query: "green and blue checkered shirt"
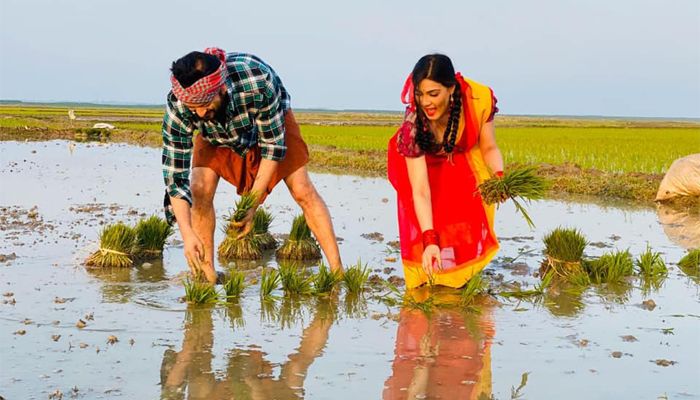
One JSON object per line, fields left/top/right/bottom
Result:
{"left": 162, "top": 52, "right": 291, "bottom": 224}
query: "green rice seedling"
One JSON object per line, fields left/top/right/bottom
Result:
{"left": 678, "top": 249, "right": 700, "bottom": 282}
{"left": 276, "top": 215, "right": 321, "bottom": 261}
{"left": 222, "top": 270, "right": 247, "bottom": 300}
{"left": 586, "top": 250, "right": 634, "bottom": 284}
{"left": 479, "top": 166, "right": 548, "bottom": 229}
{"left": 343, "top": 261, "right": 370, "bottom": 293}
{"left": 278, "top": 262, "right": 313, "bottom": 295}
{"left": 253, "top": 208, "right": 277, "bottom": 250}
{"left": 635, "top": 245, "right": 667, "bottom": 279}
{"left": 183, "top": 278, "right": 219, "bottom": 304}
{"left": 543, "top": 227, "right": 587, "bottom": 277}
{"left": 218, "top": 193, "right": 263, "bottom": 260}
{"left": 134, "top": 215, "right": 173, "bottom": 258}
{"left": 312, "top": 263, "right": 343, "bottom": 294}
{"left": 499, "top": 271, "right": 553, "bottom": 299}
{"left": 259, "top": 268, "right": 280, "bottom": 299}
{"left": 86, "top": 222, "right": 137, "bottom": 268}
{"left": 460, "top": 273, "right": 489, "bottom": 306}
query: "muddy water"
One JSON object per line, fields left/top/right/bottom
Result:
{"left": 1, "top": 141, "right": 698, "bottom": 399}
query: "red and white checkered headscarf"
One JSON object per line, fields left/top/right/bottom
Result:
{"left": 170, "top": 47, "right": 228, "bottom": 104}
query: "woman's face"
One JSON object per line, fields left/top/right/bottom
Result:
{"left": 415, "top": 79, "right": 454, "bottom": 121}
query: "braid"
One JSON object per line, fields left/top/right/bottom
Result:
{"left": 443, "top": 83, "right": 462, "bottom": 153}
{"left": 415, "top": 109, "right": 437, "bottom": 152}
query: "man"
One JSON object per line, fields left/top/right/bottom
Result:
{"left": 162, "top": 47, "right": 342, "bottom": 283}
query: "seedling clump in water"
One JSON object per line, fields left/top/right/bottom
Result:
{"left": 134, "top": 215, "right": 173, "bottom": 259}
{"left": 86, "top": 222, "right": 137, "bottom": 268}
{"left": 276, "top": 215, "right": 321, "bottom": 261}
{"left": 218, "top": 193, "right": 262, "bottom": 260}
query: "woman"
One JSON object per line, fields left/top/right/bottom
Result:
{"left": 387, "top": 54, "right": 504, "bottom": 289}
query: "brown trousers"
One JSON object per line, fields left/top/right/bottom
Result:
{"left": 192, "top": 110, "right": 309, "bottom": 196}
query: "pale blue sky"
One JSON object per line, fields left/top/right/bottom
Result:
{"left": 1, "top": 0, "right": 699, "bottom": 117}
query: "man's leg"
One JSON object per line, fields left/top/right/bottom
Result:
{"left": 191, "top": 167, "right": 220, "bottom": 283}
{"left": 284, "top": 166, "right": 343, "bottom": 271}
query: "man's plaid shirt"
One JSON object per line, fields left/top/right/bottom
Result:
{"left": 162, "top": 52, "right": 291, "bottom": 223}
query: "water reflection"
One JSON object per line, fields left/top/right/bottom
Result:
{"left": 87, "top": 258, "right": 167, "bottom": 303}
{"left": 383, "top": 288, "right": 495, "bottom": 400}
{"left": 656, "top": 203, "right": 700, "bottom": 250}
{"left": 160, "top": 298, "right": 336, "bottom": 399}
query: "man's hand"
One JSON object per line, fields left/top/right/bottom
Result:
{"left": 422, "top": 244, "right": 442, "bottom": 275}
{"left": 183, "top": 231, "right": 206, "bottom": 276}
{"left": 232, "top": 207, "right": 257, "bottom": 239}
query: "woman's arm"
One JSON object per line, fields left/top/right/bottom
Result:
{"left": 405, "top": 156, "right": 442, "bottom": 271}
{"left": 478, "top": 120, "right": 504, "bottom": 174}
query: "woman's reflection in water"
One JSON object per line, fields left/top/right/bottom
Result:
{"left": 383, "top": 287, "right": 495, "bottom": 400}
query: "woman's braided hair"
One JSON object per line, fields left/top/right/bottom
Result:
{"left": 412, "top": 54, "right": 462, "bottom": 154}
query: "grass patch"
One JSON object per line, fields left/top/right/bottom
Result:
{"left": 499, "top": 271, "right": 553, "bottom": 299}
{"left": 278, "top": 262, "right": 313, "bottom": 295}
{"left": 343, "top": 261, "right": 370, "bottom": 294}
{"left": 635, "top": 245, "right": 667, "bottom": 279}
{"left": 479, "top": 166, "right": 548, "bottom": 228}
{"left": 312, "top": 263, "right": 343, "bottom": 294}
{"left": 543, "top": 227, "right": 587, "bottom": 277}
{"left": 134, "top": 215, "right": 172, "bottom": 258}
{"left": 460, "top": 273, "right": 489, "bottom": 306}
{"left": 183, "top": 278, "right": 219, "bottom": 304}
{"left": 222, "top": 270, "right": 246, "bottom": 300}
{"left": 259, "top": 268, "right": 280, "bottom": 299}
{"left": 586, "top": 250, "right": 634, "bottom": 284}
{"left": 276, "top": 215, "right": 321, "bottom": 261}
{"left": 677, "top": 248, "right": 700, "bottom": 282}
{"left": 86, "top": 222, "right": 137, "bottom": 268}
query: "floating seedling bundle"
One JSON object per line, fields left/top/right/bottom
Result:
{"left": 253, "top": 208, "right": 277, "bottom": 250}
{"left": 276, "top": 214, "right": 321, "bottom": 261}
{"left": 542, "top": 227, "right": 587, "bottom": 277}
{"left": 479, "top": 166, "right": 547, "bottom": 228}
{"left": 86, "top": 222, "right": 137, "bottom": 268}
{"left": 218, "top": 193, "right": 262, "bottom": 260}
{"left": 134, "top": 216, "right": 173, "bottom": 259}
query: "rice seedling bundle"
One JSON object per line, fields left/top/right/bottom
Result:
{"left": 635, "top": 245, "right": 667, "bottom": 278}
{"left": 586, "top": 250, "right": 634, "bottom": 284}
{"left": 222, "top": 270, "right": 247, "bottom": 300}
{"left": 312, "top": 263, "right": 343, "bottom": 294}
{"left": 86, "top": 222, "right": 137, "bottom": 268}
{"left": 134, "top": 216, "right": 173, "bottom": 258}
{"left": 218, "top": 193, "right": 262, "bottom": 260}
{"left": 278, "top": 262, "right": 313, "bottom": 295}
{"left": 343, "top": 262, "right": 370, "bottom": 293}
{"left": 183, "top": 278, "right": 219, "bottom": 304}
{"left": 253, "top": 208, "right": 277, "bottom": 250}
{"left": 276, "top": 215, "right": 321, "bottom": 260}
{"left": 478, "top": 166, "right": 547, "bottom": 228}
{"left": 542, "top": 227, "right": 587, "bottom": 277}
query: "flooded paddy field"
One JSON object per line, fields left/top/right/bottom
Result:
{"left": 1, "top": 140, "right": 699, "bottom": 399}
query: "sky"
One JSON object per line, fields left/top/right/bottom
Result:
{"left": 1, "top": 0, "right": 699, "bottom": 118}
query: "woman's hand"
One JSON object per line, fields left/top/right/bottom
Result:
{"left": 422, "top": 244, "right": 442, "bottom": 275}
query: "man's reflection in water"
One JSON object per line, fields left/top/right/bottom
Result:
{"left": 160, "top": 298, "right": 334, "bottom": 400}
{"left": 383, "top": 288, "right": 495, "bottom": 400}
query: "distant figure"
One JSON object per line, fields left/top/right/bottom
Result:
{"left": 387, "top": 54, "right": 503, "bottom": 289}
{"left": 68, "top": 109, "right": 76, "bottom": 121}
{"left": 162, "top": 48, "right": 342, "bottom": 283}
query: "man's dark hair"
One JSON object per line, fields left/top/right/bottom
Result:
{"left": 170, "top": 51, "right": 221, "bottom": 88}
